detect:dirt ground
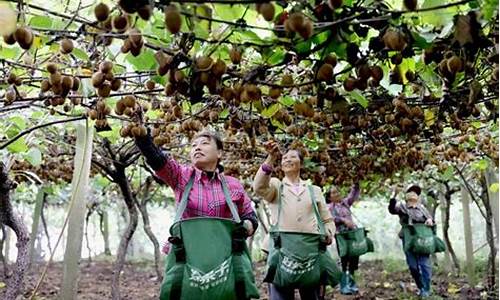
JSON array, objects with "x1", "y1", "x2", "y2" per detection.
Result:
[{"x1": 0, "y1": 259, "x2": 494, "y2": 299}]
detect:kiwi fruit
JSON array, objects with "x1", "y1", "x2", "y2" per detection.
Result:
[
  {"x1": 174, "y1": 70, "x2": 185, "y2": 82},
  {"x1": 356, "y1": 64, "x2": 372, "y2": 80},
  {"x1": 328, "y1": 0, "x2": 343, "y2": 9},
  {"x1": 14, "y1": 27, "x2": 34, "y2": 50},
  {"x1": 61, "y1": 76, "x2": 74, "y2": 92},
  {"x1": 297, "y1": 19, "x2": 313, "y2": 39},
  {"x1": 447, "y1": 56, "x2": 463, "y2": 74},
  {"x1": 164, "y1": 5, "x2": 182, "y2": 34},
  {"x1": 404, "y1": 0, "x2": 417, "y2": 11},
  {"x1": 94, "y1": 3, "x2": 110, "y2": 22},
  {"x1": 5, "y1": 89, "x2": 16, "y2": 103},
  {"x1": 317, "y1": 63, "x2": 334, "y2": 81},
  {"x1": 113, "y1": 15, "x2": 129, "y2": 33},
  {"x1": 212, "y1": 59, "x2": 227, "y2": 78},
  {"x1": 46, "y1": 63, "x2": 58, "y2": 74},
  {"x1": 145, "y1": 80, "x2": 156, "y2": 90},
  {"x1": 123, "y1": 95, "x2": 136, "y2": 107},
  {"x1": 268, "y1": 87, "x2": 282, "y2": 99},
  {"x1": 60, "y1": 38, "x2": 74, "y2": 54},
  {"x1": 137, "y1": 5, "x2": 153, "y2": 21},
  {"x1": 7, "y1": 72, "x2": 17, "y2": 85},
  {"x1": 229, "y1": 48, "x2": 242, "y2": 64},
  {"x1": 110, "y1": 78, "x2": 121, "y2": 91},
  {"x1": 285, "y1": 12, "x2": 305, "y2": 33},
  {"x1": 371, "y1": 66, "x2": 384, "y2": 81},
  {"x1": 99, "y1": 61, "x2": 113, "y2": 73},
  {"x1": 343, "y1": 77, "x2": 357, "y2": 91},
  {"x1": 196, "y1": 56, "x2": 213, "y2": 71},
  {"x1": 324, "y1": 53, "x2": 337, "y2": 67},
  {"x1": 92, "y1": 72, "x2": 105, "y2": 88},
  {"x1": 383, "y1": 29, "x2": 406, "y2": 51},
  {"x1": 281, "y1": 74, "x2": 294, "y2": 85},
  {"x1": 391, "y1": 53, "x2": 403, "y2": 65},
  {"x1": 41, "y1": 79, "x2": 51, "y2": 92},
  {"x1": 98, "y1": 82, "x2": 112, "y2": 97},
  {"x1": 259, "y1": 3, "x2": 275, "y2": 21},
  {"x1": 3, "y1": 33, "x2": 16, "y2": 45},
  {"x1": 49, "y1": 72, "x2": 62, "y2": 86},
  {"x1": 72, "y1": 77, "x2": 80, "y2": 91}
]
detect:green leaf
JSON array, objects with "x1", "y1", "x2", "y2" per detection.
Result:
[
  {"x1": 312, "y1": 30, "x2": 331, "y2": 45},
  {"x1": 420, "y1": 0, "x2": 457, "y2": 27},
  {"x1": 126, "y1": 49, "x2": 156, "y2": 71},
  {"x1": 7, "y1": 137, "x2": 28, "y2": 153},
  {"x1": 24, "y1": 148, "x2": 42, "y2": 166},
  {"x1": 471, "y1": 121, "x2": 482, "y2": 129},
  {"x1": 482, "y1": 0, "x2": 499, "y2": 21},
  {"x1": 295, "y1": 40, "x2": 311, "y2": 54},
  {"x1": 219, "y1": 108, "x2": 229, "y2": 119},
  {"x1": 29, "y1": 15, "x2": 53, "y2": 29},
  {"x1": 261, "y1": 103, "x2": 281, "y2": 118},
  {"x1": 0, "y1": 46, "x2": 20, "y2": 59},
  {"x1": 9, "y1": 116, "x2": 27, "y2": 130},
  {"x1": 97, "y1": 125, "x2": 120, "y2": 144},
  {"x1": 442, "y1": 165, "x2": 454, "y2": 180},
  {"x1": 490, "y1": 183, "x2": 499, "y2": 193},
  {"x1": 349, "y1": 91, "x2": 368, "y2": 108},
  {"x1": 280, "y1": 96, "x2": 295, "y2": 107},
  {"x1": 151, "y1": 75, "x2": 166, "y2": 86},
  {"x1": 214, "y1": 4, "x2": 245, "y2": 20},
  {"x1": 270, "y1": 118, "x2": 286, "y2": 130},
  {"x1": 72, "y1": 48, "x2": 89, "y2": 61},
  {"x1": 266, "y1": 48, "x2": 285, "y2": 65},
  {"x1": 472, "y1": 159, "x2": 489, "y2": 171}
]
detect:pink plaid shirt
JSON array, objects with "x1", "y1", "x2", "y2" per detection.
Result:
[{"x1": 155, "y1": 157, "x2": 254, "y2": 220}]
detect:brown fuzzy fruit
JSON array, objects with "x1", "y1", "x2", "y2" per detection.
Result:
[
  {"x1": 259, "y1": 3, "x2": 275, "y2": 21},
  {"x1": 268, "y1": 88, "x2": 282, "y2": 99},
  {"x1": 7, "y1": 72, "x2": 17, "y2": 85},
  {"x1": 5, "y1": 89, "x2": 16, "y2": 103},
  {"x1": 110, "y1": 78, "x2": 121, "y2": 91},
  {"x1": 196, "y1": 56, "x2": 213, "y2": 71},
  {"x1": 72, "y1": 77, "x2": 80, "y2": 91},
  {"x1": 383, "y1": 29, "x2": 406, "y2": 51},
  {"x1": 60, "y1": 38, "x2": 74, "y2": 54},
  {"x1": 404, "y1": 0, "x2": 418, "y2": 11},
  {"x1": 123, "y1": 95, "x2": 136, "y2": 107},
  {"x1": 14, "y1": 27, "x2": 33, "y2": 50},
  {"x1": 281, "y1": 74, "x2": 294, "y2": 86},
  {"x1": 92, "y1": 72, "x2": 105, "y2": 88},
  {"x1": 61, "y1": 76, "x2": 74, "y2": 92},
  {"x1": 164, "y1": 5, "x2": 182, "y2": 34},
  {"x1": 297, "y1": 19, "x2": 314, "y2": 39},
  {"x1": 317, "y1": 63, "x2": 334, "y2": 81},
  {"x1": 212, "y1": 59, "x2": 227, "y2": 78},
  {"x1": 94, "y1": 3, "x2": 110, "y2": 22},
  {"x1": 285, "y1": 12, "x2": 305, "y2": 33},
  {"x1": 329, "y1": 0, "x2": 343, "y2": 9},
  {"x1": 391, "y1": 53, "x2": 403, "y2": 65},
  {"x1": 371, "y1": 66, "x2": 384, "y2": 81},
  {"x1": 356, "y1": 64, "x2": 372, "y2": 80},
  {"x1": 145, "y1": 80, "x2": 156, "y2": 90},
  {"x1": 113, "y1": 15, "x2": 129, "y2": 32},
  {"x1": 343, "y1": 77, "x2": 357, "y2": 91},
  {"x1": 49, "y1": 72, "x2": 62, "y2": 86},
  {"x1": 41, "y1": 79, "x2": 51, "y2": 92},
  {"x1": 99, "y1": 61, "x2": 113, "y2": 73},
  {"x1": 137, "y1": 5, "x2": 153, "y2": 21},
  {"x1": 324, "y1": 53, "x2": 337, "y2": 67},
  {"x1": 98, "y1": 83, "x2": 111, "y2": 97},
  {"x1": 3, "y1": 34, "x2": 16, "y2": 45},
  {"x1": 229, "y1": 48, "x2": 242, "y2": 64},
  {"x1": 46, "y1": 63, "x2": 58, "y2": 74},
  {"x1": 447, "y1": 56, "x2": 463, "y2": 74}
]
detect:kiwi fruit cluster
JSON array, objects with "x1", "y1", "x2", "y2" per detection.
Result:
[
  {"x1": 121, "y1": 28, "x2": 143, "y2": 56},
  {"x1": 115, "y1": 95, "x2": 138, "y2": 117},
  {"x1": 284, "y1": 12, "x2": 314, "y2": 39},
  {"x1": 88, "y1": 100, "x2": 112, "y2": 129},
  {"x1": 40, "y1": 63, "x2": 80, "y2": 107},
  {"x1": 118, "y1": 0, "x2": 153, "y2": 20},
  {"x1": 3, "y1": 26, "x2": 34, "y2": 50},
  {"x1": 92, "y1": 61, "x2": 121, "y2": 97}
]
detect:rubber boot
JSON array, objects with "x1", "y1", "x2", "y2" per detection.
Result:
[
  {"x1": 340, "y1": 272, "x2": 352, "y2": 295},
  {"x1": 348, "y1": 273, "x2": 359, "y2": 294}
]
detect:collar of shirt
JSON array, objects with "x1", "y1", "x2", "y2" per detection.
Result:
[
  {"x1": 194, "y1": 167, "x2": 221, "y2": 183},
  {"x1": 282, "y1": 177, "x2": 307, "y2": 196}
]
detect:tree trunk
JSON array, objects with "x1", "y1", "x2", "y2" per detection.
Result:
[
  {"x1": 461, "y1": 183, "x2": 475, "y2": 286},
  {"x1": 480, "y1": 173, "x2": 497, "y2": 294},
  {"x1": 111, "y1": 169, "x2": 139, "y2": 300},
  {"x1": 136, "y1": 197, "x2": 162, "y2": 281},
  {"x1": 29, "y1": 188, "x2": 45, "y2": 268},
  {"x1": 485, "y1": 166, "x2": 499, "y2": 240},
  {"x1": 442, "y1": 185, "x2": 460, "y2": 272},
  {"x1": 0, "y1": 162, "x2": 30, "y2": 300},
  {"x1": 60, "y1": 123, "x2": 94, "y2": 300},
  {"x1": 0, "y1": 225, "x2": 9, "y2": 278},
  {"x1": 40, "y1": 202, "x2": 52, "y2": 254},
  {"x1": 99, "y1": 211, "x2": 112, "y2": 256}
]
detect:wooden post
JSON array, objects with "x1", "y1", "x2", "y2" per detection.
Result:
[
  {"x1": 60, "y1": 122, "x2": 94, "y2": 300},
  {"x1": 29, "y1": 188, "x2": 45, "y2": 267},
  {"x1": 485, "y1": 167, "x2": 499, "y2": 239},
  {"x1": 461, "y1": 183, "x2": 475, "y2": 286},
  {"x1": 439, "y1": 190, "x2": 452, "y2": 272}
]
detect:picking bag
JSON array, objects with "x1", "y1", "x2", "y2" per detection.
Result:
[
  {"x1": 402, "y1": 224, "x2": 446, "y2": 255},
  {"x1": 160, "y1": 174, "x2": 259, "y2": 300},
  {"x1": 263, "y1": 185, "x2": 341, "y2": 289},
  {"x1": 335, "y1": 227, "x2": 374, "y2": 257}
]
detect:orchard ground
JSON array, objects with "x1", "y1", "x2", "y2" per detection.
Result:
[{"x1": 1, "y1": 258, "x2": 493, "y2": 300}]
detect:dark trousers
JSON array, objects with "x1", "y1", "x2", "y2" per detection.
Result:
[
  {"x1": 269, "y1": 284, "x2": 322, "y2": 300},
  {"x1": 340, "y1": 255, "x2": 359, "y2": 274}
]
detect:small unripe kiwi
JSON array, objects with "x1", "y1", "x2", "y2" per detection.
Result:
[
  {"x1": 98, "y1": 82, "x2": 112, "y2": 97},
  {"x1": 14, "y1": 27, "x2": 34, "y2": 50},
  {"x1": 71, "y1": 77, "x2": 80, "y2": 91},
  {"x1": 113, "y1": 14, "x2": 129, "y2": 32},
  {"x1": 259, "y1": 3, "x2": 275, "y2": 21},
  {"x1": 92, "y1": 72, "x2": 105, "y2": 88},
  {"x1": 110, "y1": 78, "x2": 122, "y2": 91},
  {"x1": 317, "y1": 63, "x2": 334, "y2": 81},
  {"x1": 99, "y1": 61, "x2": 113, "y2": 73},
  {"x1": 60, "y1": 38, "x2": 74, "y2": 54},
  {"x1": 46, "y1": 63, "x2": 58, "y2": 74},
  {"x1": 94, "y1": 3, "x2": 110, "y2": 22},
  {"x1": 164, "y1": 5, "x2": 182, "y2": 34}
]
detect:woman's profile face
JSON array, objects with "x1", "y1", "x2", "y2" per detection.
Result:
[{"x1": 329, "y1": 188, "x2": 342, "y2": 203}]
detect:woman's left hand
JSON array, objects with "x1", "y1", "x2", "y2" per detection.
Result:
[
  {"x1": 243, "y1": 219, "x2": 254, "y2": 236},
  {"x1": 325, "y1": 234, "x2": 333, "y2": 245},
  {"x1": 425, "y1": 218, "x2": 434, "y2": 226}
]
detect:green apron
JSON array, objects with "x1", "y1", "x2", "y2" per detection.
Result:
[
  {"x1": 160, "y1": 173, "x2": 259, "y2": 300},
  {"x1": 263, "y1": 184, "x2": 341, "y2": 289}
]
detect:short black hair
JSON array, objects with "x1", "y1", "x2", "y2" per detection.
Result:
[{"x1": 193, "y1": 130, "x2": 223, "y2": 150}]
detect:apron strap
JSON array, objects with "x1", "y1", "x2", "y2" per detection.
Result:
[
  {"x1": 308, "y1": 185, "x2": 326, "y2": 236},
  {"x1": 173, "y1": 171, "x2": 241, "y2": 223}
]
